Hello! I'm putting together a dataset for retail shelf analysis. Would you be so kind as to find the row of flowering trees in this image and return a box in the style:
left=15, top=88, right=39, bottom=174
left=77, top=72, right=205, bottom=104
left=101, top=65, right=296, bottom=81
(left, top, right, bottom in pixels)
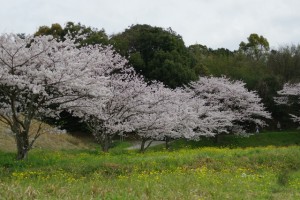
left=64, top=66, right=273, bottom=152
left=4, top=33, right=299, bottom=159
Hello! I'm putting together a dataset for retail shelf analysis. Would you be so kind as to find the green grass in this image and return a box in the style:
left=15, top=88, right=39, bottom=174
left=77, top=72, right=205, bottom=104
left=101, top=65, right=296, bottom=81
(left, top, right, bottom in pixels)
left=165, top=131, right=300, bottom=150
left=1, top=131, right=300, bottom=199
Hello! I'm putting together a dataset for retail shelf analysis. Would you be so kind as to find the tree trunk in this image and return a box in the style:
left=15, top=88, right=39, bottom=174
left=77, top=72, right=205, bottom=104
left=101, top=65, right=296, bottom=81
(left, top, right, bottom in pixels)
left=101, top=138, right=111, bottom=152
left=165, top=136, right=171, bottom=150
left=15, top=131, right=29, bottom=160
left=100, top=133, right=113, bottom=152
left=214, top=134, right=223, bottom=144
left=140, top=138, right=146, bottom=153
left=140, top=138, right=153, bottom=153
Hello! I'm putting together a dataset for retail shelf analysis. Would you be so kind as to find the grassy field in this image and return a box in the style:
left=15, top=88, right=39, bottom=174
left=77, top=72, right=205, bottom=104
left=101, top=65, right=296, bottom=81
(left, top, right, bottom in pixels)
left=1, top=130, right=300, bottom=199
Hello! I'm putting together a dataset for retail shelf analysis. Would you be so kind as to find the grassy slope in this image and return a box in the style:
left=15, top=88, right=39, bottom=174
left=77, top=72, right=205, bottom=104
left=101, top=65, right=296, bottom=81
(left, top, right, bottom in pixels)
left=0, top=130, right=300, bottom=199
left=0, top=121, right=96, bottom=152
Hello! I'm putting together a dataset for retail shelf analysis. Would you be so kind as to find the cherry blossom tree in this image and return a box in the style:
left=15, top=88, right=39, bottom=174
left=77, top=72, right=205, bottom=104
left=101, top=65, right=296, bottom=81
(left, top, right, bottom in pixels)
left=137, top=87, right=231, bottom=150
left=160, top=89, right=199, bottom=149
left=71, top=70, right=151, bottom=152
left=132, top=75, right=271, bottom=150
left=188, top=76, right=271, bottom=139
left=276, top=83, right=300, bottom=124
left=130, top=83, right=181, bottom=152
left=72, top=71, right=183, bottom=152
left=72, top=73, right=196, bottom=152
left=130, top=84, right=233, bottom=151
left=0, top=33, right=126, bottom=159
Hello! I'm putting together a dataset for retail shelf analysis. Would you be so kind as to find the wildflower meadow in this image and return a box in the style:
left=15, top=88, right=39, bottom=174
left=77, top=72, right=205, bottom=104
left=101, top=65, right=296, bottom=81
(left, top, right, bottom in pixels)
left=1, top=131, right=300, bottom=199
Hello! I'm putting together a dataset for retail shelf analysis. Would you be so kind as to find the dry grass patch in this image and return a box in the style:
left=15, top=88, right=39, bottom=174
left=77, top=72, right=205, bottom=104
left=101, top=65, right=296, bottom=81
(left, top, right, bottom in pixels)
left=0, top=119, right=95, bottom=152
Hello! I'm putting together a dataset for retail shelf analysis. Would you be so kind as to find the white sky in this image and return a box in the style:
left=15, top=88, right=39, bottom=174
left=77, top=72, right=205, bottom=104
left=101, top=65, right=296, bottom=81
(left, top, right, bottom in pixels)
left=1, top=0, right=300, bottom=50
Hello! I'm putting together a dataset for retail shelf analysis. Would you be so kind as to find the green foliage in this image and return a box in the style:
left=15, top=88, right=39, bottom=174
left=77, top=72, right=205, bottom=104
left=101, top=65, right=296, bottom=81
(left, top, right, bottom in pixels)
left=268, top=45, right=300, bottom=83
left=266, top=45, right=300, bottom=126
left=110, top=24, right=199, bottom=88
left=35, top=22, right=109, bottom=46
left=35, top=23, right=63, bottom=39
left=239, top=33, right=270, bottom=61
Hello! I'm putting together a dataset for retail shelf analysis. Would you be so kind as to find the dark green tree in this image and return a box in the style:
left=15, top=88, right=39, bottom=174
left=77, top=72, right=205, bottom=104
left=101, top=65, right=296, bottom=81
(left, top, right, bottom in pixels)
left=110, top=24, right=199, bottom=88
left=188, top=44, right=235, bottom=76
left=268, top=45, right=300, bottom=83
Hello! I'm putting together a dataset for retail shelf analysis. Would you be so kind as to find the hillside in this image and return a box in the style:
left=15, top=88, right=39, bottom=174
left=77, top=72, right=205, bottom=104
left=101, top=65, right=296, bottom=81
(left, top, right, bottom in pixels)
left=0, top=121, right=96, bottom=152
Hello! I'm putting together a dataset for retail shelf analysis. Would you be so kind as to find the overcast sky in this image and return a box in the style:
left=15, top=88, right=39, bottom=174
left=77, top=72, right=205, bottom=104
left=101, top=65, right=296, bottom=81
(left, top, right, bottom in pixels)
left=1, top=0, right=299, bottom=50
